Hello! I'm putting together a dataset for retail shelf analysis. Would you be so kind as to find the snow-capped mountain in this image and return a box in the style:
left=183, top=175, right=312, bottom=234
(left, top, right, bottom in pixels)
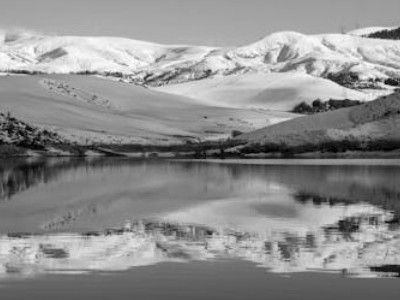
left=1, top=206, right=399, bottom=280
left=1, top=28, right=400, bottom=88
left=1, top=27, right=400, bottom=145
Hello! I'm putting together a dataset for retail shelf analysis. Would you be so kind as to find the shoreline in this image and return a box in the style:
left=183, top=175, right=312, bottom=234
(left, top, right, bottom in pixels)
left=2, top=150, right=400, bottom=162
left=2, top=142, right=400, bottom=160
left=175, top=158, right=400, bottom=166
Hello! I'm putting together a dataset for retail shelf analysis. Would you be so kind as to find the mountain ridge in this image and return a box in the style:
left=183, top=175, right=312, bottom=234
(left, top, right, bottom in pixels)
left=1, top=27, right=400, bottom=148
left=1, top=28, right=400, bottom=90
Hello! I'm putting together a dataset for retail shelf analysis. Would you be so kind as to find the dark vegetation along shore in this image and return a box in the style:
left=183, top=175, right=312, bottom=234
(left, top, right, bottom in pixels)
left=238, top=139, right=400, bottom=158
left=0, top=111, right=87, bottom=157
left=2, top=119, right=400, bottom=160
left=0, top=109, right=244, bottom=158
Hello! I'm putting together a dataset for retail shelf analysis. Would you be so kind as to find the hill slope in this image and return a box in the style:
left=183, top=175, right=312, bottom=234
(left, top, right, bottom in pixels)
left=156, top=72, right=375, bottom=111
left=0, top=110, right=66, bottom=155
left=1, top=28, right=400, bottom=147
left=1, top=29, right=400, bottom=91
left=237, top=92, right=400, bottom=147
left=0, top=75, right=295, bottom=144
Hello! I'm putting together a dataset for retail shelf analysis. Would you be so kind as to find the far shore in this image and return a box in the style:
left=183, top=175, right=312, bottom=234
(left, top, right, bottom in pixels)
left=2, top=143, right=400, bottom=161
left=177, top=158, right=400, bottom=166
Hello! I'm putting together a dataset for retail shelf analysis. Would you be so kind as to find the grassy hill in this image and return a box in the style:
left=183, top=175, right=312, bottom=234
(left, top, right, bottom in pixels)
left=235, top=92, right=400, bottom=154
left=0, top=75, right=295, bottom=145
left=156, top=72, right=374, bottom=111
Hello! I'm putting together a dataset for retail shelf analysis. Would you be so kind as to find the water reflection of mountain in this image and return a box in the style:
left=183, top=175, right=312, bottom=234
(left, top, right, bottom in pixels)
left=188, top=162, right=400, bottom=220
left=293, top=192, right=400, bottom=228
left=1, top=159, right=400, bottom=279
left=3, top=160, right=400, bottom=215
left=2, top=159, right=400, bottom=233
left=1, top=207, right=399, bottom=280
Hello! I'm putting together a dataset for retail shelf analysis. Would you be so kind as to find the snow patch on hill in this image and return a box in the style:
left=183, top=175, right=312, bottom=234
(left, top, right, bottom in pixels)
left=156, top=72, right=375, bottom=111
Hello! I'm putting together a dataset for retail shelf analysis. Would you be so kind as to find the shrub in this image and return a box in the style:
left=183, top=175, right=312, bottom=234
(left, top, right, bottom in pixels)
left=293, top=102, right=312, bottom=114
left=293, top=98, right=363, bottom=114
left=384, top=78, right=400, bottom=87
left=231, top=130, right=244, bottom=138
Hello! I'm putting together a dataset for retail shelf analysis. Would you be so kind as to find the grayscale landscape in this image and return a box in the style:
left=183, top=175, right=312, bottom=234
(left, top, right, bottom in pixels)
left=1, top=0, right=400, bottom=299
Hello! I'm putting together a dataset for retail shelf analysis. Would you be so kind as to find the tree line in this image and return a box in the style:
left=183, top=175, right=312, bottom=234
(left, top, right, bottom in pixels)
left=292, top=99, right=363, bottom=114
left=366, top=27, right=400, bottom=40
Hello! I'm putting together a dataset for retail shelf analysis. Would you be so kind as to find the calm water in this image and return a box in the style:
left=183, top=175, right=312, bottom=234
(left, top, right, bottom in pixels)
left=0, top=158, right=400, bottom=299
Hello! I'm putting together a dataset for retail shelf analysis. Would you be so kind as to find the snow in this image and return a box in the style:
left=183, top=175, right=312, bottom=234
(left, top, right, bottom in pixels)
left=156, top=72, right=374, bottom=111
left=1, top=29, right=400, bottom=87
left=0, top=31, right=215, bottom=75
left=1, top=28, right=400, bottom=144
left=228, top=31, right=400, bottom=80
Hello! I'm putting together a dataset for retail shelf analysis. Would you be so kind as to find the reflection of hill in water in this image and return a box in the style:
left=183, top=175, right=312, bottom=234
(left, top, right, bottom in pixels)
left=1, top=207, right=400, bottom=280
left=0, top=158, right=147, bottom=200
left=2, top=160, right=400, bottom=218
left=293, top=192, right=400, bottom=228
left=0, top=158, right=87, bottom=200
left=1, top=159, right=400, bottom=279
left=193, top=162, right=400, bottom=219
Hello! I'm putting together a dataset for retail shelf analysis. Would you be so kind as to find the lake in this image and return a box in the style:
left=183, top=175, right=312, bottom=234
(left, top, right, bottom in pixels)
left=0, top=158, right=399, bottom=299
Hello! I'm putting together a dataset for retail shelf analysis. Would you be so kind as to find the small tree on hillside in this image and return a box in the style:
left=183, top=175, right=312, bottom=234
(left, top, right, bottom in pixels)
left=293, top=102, right=312, bottom=114
left=231, top=130, right=244, bottom=138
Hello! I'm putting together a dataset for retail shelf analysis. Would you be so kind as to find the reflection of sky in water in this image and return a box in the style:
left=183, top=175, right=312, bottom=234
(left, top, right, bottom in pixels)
left=0, top=158, right=400, bottom=280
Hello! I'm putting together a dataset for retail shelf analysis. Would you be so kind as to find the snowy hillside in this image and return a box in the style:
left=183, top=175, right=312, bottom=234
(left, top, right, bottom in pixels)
left=156, top=72, right=376, bottom=111
left=1, top=28, right=400, bottom=146
left=1, top=28, right=400, bottom=90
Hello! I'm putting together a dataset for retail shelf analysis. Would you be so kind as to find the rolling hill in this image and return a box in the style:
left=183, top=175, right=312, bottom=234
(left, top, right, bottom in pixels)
left=236, top=91, right=400, bottom=148
left=155, top=72, right=375, bottom=111
left=0, top=75, right=295, bottom=144
left=1, top=27, right=400, bottom=147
